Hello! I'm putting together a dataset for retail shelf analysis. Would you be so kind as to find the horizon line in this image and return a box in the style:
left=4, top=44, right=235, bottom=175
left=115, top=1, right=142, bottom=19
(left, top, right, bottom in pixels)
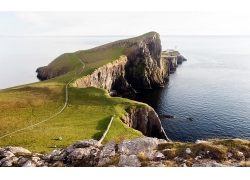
left=1, top=34, right=250, bottom=37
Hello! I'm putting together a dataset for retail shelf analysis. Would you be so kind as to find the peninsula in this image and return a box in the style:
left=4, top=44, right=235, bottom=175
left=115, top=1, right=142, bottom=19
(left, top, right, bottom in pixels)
left=0, top=32, right=250, bottom=167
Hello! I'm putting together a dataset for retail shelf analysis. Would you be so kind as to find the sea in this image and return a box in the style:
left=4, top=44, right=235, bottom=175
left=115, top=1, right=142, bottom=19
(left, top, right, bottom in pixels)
left=1, top=35, right=250, bottom=142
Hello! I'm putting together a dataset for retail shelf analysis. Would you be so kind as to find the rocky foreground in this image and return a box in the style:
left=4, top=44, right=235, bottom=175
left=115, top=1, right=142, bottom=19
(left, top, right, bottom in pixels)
left=1, top=137, right=250, bottom=167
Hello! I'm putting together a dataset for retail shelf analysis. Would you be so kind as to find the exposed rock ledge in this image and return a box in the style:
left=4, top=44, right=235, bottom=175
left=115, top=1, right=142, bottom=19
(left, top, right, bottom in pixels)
left=1, top=138, right=247, bottom=167
left=0, top=138, right=167, bottom=167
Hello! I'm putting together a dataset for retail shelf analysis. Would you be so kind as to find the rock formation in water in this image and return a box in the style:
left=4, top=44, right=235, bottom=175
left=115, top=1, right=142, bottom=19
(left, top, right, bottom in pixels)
left=161, top=50, right=187, bottom=74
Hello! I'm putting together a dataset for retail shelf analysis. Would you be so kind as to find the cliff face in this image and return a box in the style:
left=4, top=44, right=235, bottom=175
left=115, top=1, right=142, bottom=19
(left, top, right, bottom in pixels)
left=73, top=56, right=135, bottom=93
left=121, top=106, right=170, bottom=140
left=73, top=32, right=170, bottom=92
left=125, top=33, right=168, bottom=89
left=162, top=56, right=177, bottom=74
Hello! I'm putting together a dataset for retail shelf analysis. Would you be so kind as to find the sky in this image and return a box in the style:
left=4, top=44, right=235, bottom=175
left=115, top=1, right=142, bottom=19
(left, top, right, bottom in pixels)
left=1, top=0, right=250, bottom=36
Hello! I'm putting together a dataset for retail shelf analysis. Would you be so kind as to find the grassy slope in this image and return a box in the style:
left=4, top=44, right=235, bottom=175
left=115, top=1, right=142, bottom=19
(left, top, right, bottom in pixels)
left=0, top=43, right=145, bottom=153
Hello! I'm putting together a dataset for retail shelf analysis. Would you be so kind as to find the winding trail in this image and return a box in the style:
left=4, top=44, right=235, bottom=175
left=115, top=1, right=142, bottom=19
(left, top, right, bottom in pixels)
left=98, top=115, right=115, bottom=144
left=0, top=53, right=85, bottom=139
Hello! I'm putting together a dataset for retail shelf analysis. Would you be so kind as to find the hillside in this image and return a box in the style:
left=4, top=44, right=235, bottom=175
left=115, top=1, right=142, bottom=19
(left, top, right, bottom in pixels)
left=0, top=32, right=168, bottom=153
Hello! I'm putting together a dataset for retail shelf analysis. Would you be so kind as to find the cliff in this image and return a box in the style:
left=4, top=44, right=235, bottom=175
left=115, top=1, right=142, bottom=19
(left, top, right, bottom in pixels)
left=124, top=33, right=167, bottom=89
left=73, top=32, right=169, bottom=92
left=36, top=32, right=187, bottom=93
left=74, top=56, right=135, bottom=93
left=162, top=50, right=187, bottom=74
left=121, top=106, right=170, bottom=141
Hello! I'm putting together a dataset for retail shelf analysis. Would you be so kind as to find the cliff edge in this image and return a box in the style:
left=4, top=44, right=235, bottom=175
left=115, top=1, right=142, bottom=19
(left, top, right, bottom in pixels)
left=73, top=32, right=169, bottom=92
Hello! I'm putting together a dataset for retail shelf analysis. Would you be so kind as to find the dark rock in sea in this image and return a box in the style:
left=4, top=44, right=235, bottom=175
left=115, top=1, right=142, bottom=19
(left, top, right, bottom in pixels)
left=159, top=114, right=175, bottom=119
left=186, top=117, right=194, bottom=121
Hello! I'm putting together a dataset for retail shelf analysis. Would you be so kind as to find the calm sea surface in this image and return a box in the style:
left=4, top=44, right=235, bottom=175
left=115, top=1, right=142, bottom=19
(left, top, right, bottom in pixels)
left=1, top=35, right=250, bottom=142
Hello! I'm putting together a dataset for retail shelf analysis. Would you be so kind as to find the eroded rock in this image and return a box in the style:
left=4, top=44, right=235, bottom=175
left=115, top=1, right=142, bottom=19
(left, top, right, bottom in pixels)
left=118, top=137, right=158, bottom=155
left=6, top=147, right=31, bottom=156
left=118, top=155, right=141, bottom=167
left=192, top=161, right=227, bottom=167
left=22, top=160, right=37, bottom=167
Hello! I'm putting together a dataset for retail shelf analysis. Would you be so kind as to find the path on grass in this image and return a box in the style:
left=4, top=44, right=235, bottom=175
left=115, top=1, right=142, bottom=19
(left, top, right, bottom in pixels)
left=98, top=115, right=115, bottom=144
left=0, top=53, right=85, bottom=139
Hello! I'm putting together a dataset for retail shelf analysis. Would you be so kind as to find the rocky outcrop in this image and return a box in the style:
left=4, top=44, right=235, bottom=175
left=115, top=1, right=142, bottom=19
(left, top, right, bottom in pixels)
left=0, top=138, right=167, bottom=167
left=36, top=53, right=70, bottom=81
left=36, top=67, right=68, bottom=81
left=1, top=137, right=248, bottom=167
left=161, top=50, right=187, bottom=74
left=121, top=106, right=170, bottom=141
left=177, top=54, right=187, bottom=64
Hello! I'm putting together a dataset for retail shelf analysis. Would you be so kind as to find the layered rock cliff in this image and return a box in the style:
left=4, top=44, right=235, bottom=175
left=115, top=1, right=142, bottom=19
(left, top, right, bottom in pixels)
left=73, top=32, right=169, bottom=92
left=121, top=106, right=170, bottom=141
left=74, top=56, right=135, bottom=93
left=124, top=33, right=168, bottom=89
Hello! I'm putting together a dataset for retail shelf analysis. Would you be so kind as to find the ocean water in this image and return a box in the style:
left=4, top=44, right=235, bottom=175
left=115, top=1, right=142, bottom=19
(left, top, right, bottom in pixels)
left=130, top=35, right=250, bottom=142
left=1, top=35, right=250, bottom=142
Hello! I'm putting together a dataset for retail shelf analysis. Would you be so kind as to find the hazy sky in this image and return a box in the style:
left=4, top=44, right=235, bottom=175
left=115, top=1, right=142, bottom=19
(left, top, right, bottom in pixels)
left=1, top=1, right=250, bottom=36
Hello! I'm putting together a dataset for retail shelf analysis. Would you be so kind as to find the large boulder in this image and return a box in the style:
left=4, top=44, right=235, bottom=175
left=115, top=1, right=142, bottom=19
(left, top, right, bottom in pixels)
left=6, top=146, right=31, bottom=156
left=98, top=142, right=116, bottom=166
left=118, top=137, right=159, bottom=155
left=118, top=155, right=141, bottom=167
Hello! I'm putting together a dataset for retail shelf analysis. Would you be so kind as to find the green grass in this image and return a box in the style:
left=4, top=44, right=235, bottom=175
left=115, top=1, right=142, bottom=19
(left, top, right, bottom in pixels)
left=0, top=85, right=144, bottom=153
left=0, top=41, right=146, bottom=153
left=75, top=46, right=130, bottom=77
